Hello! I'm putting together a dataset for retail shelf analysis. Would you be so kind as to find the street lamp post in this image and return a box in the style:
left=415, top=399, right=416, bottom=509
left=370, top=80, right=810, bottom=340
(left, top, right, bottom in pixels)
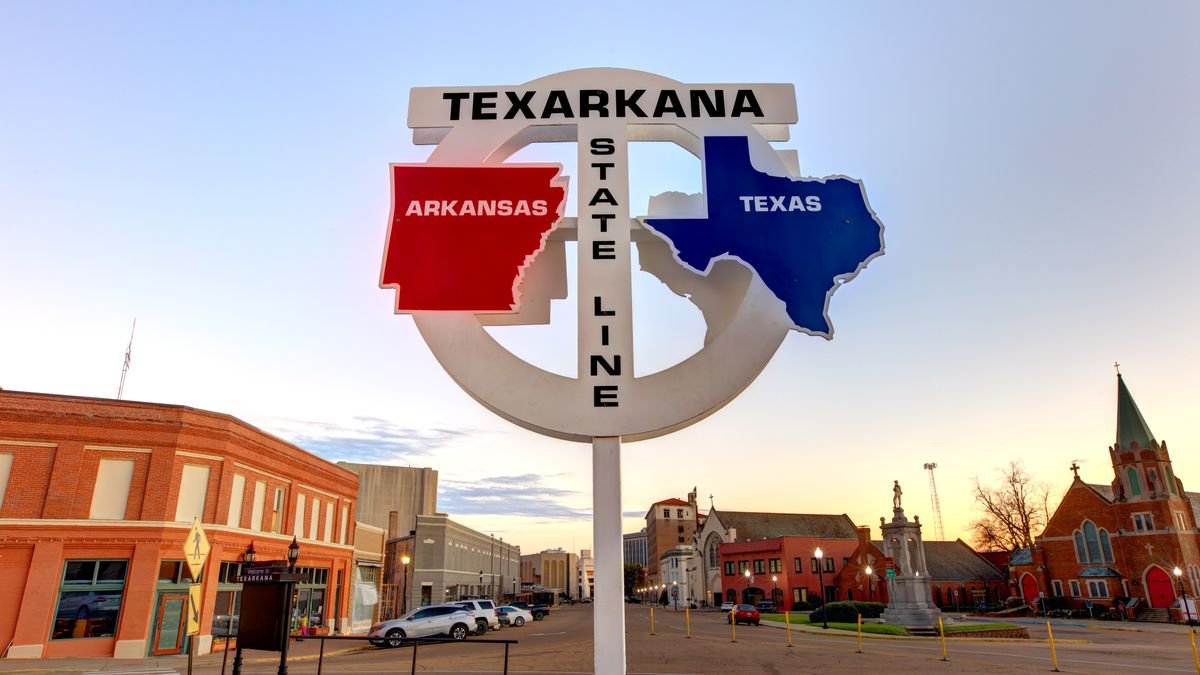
left=815, top=547, right=827, bottom=630
left=743, top=568, right=752, bottom=606
left=1175, top=566, right=1193, bottom=624
left=672, top=581, right=678, bottom=611
left=279, top=537, right=300, bottom=675
left=400, top=554, right=411, bottom=616
left=771, top=575, right=778, bottom=609
left=865, top=565, right=873, bottom=602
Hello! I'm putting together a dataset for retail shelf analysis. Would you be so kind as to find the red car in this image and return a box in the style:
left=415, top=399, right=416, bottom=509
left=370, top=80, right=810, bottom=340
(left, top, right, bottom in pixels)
left=727, top=604, right=761, bottom=626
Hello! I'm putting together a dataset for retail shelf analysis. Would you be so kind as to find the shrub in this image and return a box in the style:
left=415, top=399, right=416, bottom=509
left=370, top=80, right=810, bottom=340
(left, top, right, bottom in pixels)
left=810, top=601, right=886, bottom=623
left=791, top=601, right=813, bottom=612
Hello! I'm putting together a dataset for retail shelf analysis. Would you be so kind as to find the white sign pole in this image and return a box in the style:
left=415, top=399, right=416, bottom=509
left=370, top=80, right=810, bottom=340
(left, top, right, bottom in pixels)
left=592, top=436, right=625, bottom=675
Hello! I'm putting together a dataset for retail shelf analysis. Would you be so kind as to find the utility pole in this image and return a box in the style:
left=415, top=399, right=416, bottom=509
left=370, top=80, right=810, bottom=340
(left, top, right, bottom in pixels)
left=117, top=319, right=136, bottom=399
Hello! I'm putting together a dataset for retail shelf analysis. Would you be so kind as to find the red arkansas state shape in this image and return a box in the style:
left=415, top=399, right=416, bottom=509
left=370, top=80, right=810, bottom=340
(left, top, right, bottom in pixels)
left=381, top=164, right=567, bottom=312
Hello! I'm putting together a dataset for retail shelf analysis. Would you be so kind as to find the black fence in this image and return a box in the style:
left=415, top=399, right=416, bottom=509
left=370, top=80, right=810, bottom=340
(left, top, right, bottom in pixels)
left=293, top=634, right=518, bottom=675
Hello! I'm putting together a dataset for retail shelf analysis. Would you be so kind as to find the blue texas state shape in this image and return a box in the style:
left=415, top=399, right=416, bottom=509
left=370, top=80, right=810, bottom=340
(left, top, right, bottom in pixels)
left=642, top=136, right=884, bottom=337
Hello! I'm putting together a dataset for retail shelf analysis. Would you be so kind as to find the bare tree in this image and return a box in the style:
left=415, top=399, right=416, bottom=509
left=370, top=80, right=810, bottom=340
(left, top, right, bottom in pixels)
left=969, top=461, right=1050, bottom=551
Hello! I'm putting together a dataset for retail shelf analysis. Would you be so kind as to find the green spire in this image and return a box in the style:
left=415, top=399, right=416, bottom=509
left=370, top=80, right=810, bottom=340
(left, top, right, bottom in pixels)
left=1116, top=373, right=1156, bottom=449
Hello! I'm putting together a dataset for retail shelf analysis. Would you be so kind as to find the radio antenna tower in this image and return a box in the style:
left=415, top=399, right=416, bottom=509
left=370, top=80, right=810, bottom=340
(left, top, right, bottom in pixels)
left=117, top=319, right=136, bottom=399
left=924, top=462, right=946, bottom=540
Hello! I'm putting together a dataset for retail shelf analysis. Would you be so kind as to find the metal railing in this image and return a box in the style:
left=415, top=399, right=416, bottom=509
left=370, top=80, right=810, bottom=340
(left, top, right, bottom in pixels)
left=293, top=634, right=518, bottom=675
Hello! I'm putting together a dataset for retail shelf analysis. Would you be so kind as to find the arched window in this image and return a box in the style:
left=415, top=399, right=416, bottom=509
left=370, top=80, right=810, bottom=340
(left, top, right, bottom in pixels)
left=1074, top=531, right=1087, bottom=563
left=1128, top=468, right=1142, bottom=496
left=1099, top=529, right=1114, bottom=563
left=1166, top=466, right=1177, bottom=495
left=1083, top=521, right=1102, bottom=562
left=707, top=539, right=720, bottom=568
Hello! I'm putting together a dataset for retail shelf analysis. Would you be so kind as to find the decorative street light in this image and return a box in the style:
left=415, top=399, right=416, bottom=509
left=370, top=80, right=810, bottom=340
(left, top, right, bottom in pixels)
left=479, top=570, right=484, bottom=599
left=743, top=568, right=752, bottom=605
left=1175, top=566, right=1193, bottom=624
left=772, top=575, right=778, bottom=609
left=280, top=537, right=301, bottom=675
left=672, top=581, right=679, bottom=611
left=243, top=541, right=257, bottom=565
left=815, top=547, right=827, bottom=630
left=401, top=554, right=411, bottom=615
left=864, top=565, right=873, bottom=602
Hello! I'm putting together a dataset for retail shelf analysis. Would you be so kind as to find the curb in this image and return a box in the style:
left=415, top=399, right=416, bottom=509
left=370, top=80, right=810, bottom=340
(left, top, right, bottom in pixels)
left=758, top=620, right=1091, bottom=645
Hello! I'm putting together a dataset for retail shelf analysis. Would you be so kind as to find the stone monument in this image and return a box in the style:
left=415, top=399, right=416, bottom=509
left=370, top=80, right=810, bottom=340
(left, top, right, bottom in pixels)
left=880, top=481, right=942, bottom=628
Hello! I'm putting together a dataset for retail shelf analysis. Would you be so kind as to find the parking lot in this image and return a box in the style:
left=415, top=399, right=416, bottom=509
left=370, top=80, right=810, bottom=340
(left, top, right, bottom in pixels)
left=5, top=605, right=1200, bottom=673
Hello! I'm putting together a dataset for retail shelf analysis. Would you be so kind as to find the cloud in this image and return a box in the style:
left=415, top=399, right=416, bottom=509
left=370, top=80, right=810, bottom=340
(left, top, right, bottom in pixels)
left=622, top=510, right=645, bottom=518
left=259, top=415, right=469, bottom=465
left=439, top=474, right=591, bottom=520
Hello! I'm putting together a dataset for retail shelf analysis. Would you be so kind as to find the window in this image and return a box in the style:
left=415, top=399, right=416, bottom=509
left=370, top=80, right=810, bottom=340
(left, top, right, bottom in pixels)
left=708, top=543, right=720, bottom=568
left=1052, top=580, right=1064, bottom=597
left=811, top=558, right=819, bottom=573
left=825, top=558, right=835, bottom=573
left=324, top=502, right=334, bottom=542
left=309, top=498, right=320, bottom=539
left=753, top=559, right=765, bottom=574
left=0, top=453, right=12, bottom=508
left=1074, top=531, right=1087, bottom=563
left=1099, top=531, right=1113, bottom=563
left=271, top=488, right=285, bottom=534
left=1087, top=581, right=1109, bottom=598
left=227, top=474, right=246, bottom=527
left=1069, top=580, right=1081, bottom=597
left=1133, top=513, right=1154, bottom=532
left=794, top=558, right=803, bottom=572
left=663, top=509, right=670, bottom=519
left=176, top=464, right=210, bottom=522
left=738, top=560, right=750, bottom=574
left=678, top=536, right=685, bottom=543
left=678, top=525, right=684, bottom=533
left=156, top=560, right=196, bottom=585
left=674, top=509, right=682, bottom=518
left=52, top=560, right=128, bottom=640
left=295, top=493, right=306, bottom=537
left=769, top=558, right=782, bottom=573
left=90, top=459, right=134, bottom=519
left=340, top=505, right=349, bottom=544
left=1175, top=511, right=1189, bottom=531
left=724, top=562, right=735, bottom=576
left=251, top=480, right=266, bottom=531
left=1083, top=522, right=1102, bottom=562
left=793, top=588, right=801, bottom=603
left=1127, top=468, right=1142, bottom=496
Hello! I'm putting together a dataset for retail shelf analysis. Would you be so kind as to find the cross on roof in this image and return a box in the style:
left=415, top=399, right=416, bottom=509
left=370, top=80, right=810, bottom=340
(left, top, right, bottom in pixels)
left=1114, top=361, right=1121, bottom=374
left=1070, top=462, right=1080, bottom=479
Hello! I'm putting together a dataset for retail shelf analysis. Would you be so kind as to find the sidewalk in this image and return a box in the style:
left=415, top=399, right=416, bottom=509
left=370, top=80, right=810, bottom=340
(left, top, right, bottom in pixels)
left=0, top=637, right=371, bottom=675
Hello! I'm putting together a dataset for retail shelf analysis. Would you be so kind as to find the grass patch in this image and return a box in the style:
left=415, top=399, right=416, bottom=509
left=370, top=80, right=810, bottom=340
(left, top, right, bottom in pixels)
left=812, top=620, right=909, bottom=635
left=941, top=622, right=1021, bottom=634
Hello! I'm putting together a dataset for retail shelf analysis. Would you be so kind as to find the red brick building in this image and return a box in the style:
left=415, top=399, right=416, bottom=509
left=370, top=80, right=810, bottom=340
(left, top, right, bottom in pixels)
left=644, top=493, right=699, bottom=587
left=1010, top=374, right=1200, bottom=615
left=712, top=513, right=859, bottom=608
left=0, top=391, right=359, bottom=659
left=834, top=526, right=1007, bottom=607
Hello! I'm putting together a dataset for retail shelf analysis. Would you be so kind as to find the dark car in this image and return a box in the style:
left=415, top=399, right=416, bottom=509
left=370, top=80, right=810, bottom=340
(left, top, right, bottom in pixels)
left=510, top=601, right=549, bottom=620
left=755, top=600, right=777, bottom=613
left=727, top=603, right=761, bottom=626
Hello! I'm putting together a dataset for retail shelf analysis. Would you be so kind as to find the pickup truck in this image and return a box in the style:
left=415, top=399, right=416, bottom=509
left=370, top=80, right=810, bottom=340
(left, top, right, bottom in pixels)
left=509, top=602, right=550, bottom=620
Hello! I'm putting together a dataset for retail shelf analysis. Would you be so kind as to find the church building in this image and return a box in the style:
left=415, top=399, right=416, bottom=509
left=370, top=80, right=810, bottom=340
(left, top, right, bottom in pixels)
left=1010, top=374, right=1200, bottom=617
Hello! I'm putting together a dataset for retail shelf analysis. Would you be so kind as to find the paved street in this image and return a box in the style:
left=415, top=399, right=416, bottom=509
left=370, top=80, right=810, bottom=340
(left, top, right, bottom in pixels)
left=5, top=605, right=1200, bottom=674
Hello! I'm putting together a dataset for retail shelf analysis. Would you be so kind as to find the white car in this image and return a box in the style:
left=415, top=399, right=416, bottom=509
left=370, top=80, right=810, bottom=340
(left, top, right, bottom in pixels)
left=720, top=601, right=736, bottom=612
left=451, top=599, right=502, bottom=634
left=368, top=605, right=474, bottom=646
left=495, top=606, right=534, bottom=627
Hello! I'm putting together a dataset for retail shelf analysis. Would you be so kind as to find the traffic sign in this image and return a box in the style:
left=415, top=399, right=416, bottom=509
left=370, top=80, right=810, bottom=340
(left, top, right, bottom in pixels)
left=187, top=583, right=202, bottom=635
left=183, top=518, right=210, bottom=580
left=885, top=568, right=896, bottom=579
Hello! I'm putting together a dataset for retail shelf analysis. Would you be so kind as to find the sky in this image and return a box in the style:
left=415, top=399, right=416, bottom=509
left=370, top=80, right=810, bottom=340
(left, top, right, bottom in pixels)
left=1, top=2, right=1198, bottom=556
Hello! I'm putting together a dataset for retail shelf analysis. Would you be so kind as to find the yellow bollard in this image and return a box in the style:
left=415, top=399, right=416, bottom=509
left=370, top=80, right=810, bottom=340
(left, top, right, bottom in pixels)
left=1189, top=627, right=1199, bottom=675
left=938, top=615, right=948, bottom=662
left=1045, top=618, right=1060, bottom=672
left=785, top=610, right=793, bottom=647
left=685, top=607, right=691, bottom=639
left=730, top=609, right=737, bottom=642
left=650, top=606, right=655, bottom=636
left=856, top=613, right=863, bottom=654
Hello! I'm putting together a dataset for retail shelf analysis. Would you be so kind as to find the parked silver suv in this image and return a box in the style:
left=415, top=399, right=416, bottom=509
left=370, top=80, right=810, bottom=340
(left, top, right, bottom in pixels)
left=368, top=604, right=473, bottom=646
left=451, top=599, right=501, bottom=634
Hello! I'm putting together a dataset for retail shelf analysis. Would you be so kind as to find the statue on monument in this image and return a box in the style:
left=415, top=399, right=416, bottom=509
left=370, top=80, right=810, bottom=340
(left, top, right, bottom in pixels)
left=893, top=480, right=902, bottom=509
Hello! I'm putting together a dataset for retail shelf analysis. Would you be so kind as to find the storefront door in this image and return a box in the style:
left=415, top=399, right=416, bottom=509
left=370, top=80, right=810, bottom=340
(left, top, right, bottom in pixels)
left=150, top=593, right=187, bottom=656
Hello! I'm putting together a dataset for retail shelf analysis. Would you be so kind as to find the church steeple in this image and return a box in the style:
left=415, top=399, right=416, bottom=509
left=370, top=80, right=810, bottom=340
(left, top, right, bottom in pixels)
left=1116, top=373, right=1156, bottom=450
